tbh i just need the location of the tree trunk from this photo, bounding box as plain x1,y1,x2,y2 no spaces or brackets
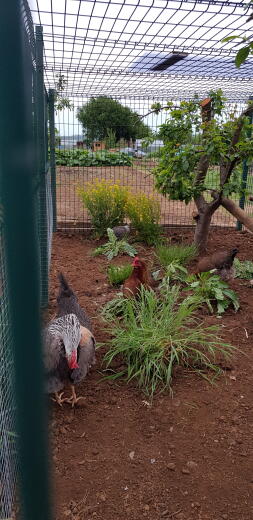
193,210,213,251
221,197,253,233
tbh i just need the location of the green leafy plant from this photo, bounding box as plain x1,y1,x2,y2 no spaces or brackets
185,272,240,315
78,179,129,237
157,244,197,267
55,149,132,167
102,285,234,396
158,262,188,290
93,228,137,260
126,192,161,245
107,264,133,285
234,258,253,279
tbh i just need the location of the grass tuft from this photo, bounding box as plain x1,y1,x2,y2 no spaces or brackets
156,243,197,267
101,285,235,396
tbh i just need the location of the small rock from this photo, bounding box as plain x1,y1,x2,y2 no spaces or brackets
143,505,150,511
167,463,176,471
187,461,197,470
129,451,135,460
222,514,228,519
150,458,156,464
161,510,169,517
182,468,190,475
92,449,99,455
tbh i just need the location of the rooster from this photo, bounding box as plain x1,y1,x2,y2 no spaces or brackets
196,248,238,280
43,313,81,406
54,273,96,406
123,256,149,298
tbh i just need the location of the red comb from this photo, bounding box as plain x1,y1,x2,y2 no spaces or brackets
132,256,140,266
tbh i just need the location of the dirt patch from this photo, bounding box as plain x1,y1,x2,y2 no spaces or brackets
49,229,253,520
56,165,240,229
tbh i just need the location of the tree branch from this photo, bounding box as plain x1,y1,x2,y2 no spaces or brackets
220,196,253,233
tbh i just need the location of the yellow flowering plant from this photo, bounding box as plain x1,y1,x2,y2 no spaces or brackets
126,192,161,245
78,179,129,237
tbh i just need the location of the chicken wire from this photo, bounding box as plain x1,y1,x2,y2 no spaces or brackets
0,232,17,519
0,2,53,518
29,0,253,232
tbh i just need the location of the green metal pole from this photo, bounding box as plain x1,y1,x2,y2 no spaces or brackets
236,96,253,231
49,89,57,232
36,25,49,307
0,4,51,520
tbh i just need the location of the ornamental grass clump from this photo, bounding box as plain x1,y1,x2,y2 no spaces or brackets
126,192,161,245
78,179,129,237
102,285,235,396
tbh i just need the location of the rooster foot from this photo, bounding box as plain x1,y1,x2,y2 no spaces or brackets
51,392,67,407
66,386,85,408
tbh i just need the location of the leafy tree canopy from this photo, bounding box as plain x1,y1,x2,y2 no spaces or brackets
76,96,151,145
153,90,253,205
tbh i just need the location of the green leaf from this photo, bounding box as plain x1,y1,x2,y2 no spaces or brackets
235,46,250,67
221,35,240,43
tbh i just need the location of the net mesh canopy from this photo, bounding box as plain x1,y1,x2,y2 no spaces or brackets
29,0,253,101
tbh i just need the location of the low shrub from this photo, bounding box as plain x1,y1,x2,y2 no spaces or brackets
102,285,234,396
126,192,161,245
185,272,240,315
78,179,129,237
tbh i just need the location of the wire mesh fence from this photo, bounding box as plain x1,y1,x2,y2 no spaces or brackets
54,97,253,232
0,2,53,518
0,231,17,519
29,0,253,233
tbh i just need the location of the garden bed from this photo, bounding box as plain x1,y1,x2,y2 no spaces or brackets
49,228,253,520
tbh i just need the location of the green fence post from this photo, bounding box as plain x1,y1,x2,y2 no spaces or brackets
236,96,253,231
36,25,49,307
49,89,57,232
0,3,51,520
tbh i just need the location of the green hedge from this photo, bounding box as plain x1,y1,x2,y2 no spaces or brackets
55,149,132,167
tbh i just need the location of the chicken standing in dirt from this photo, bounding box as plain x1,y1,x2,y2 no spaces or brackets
43,313,82,406
123,256,150,298
56,272,96,406
196,248,238,280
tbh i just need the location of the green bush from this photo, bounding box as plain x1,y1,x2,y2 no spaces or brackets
126,192,161,245
78,180,129,237
107,264,133,285
102,285,234,395
55,148,132,167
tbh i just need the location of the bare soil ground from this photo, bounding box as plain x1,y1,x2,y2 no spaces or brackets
49,229,253,520
56,164,240,229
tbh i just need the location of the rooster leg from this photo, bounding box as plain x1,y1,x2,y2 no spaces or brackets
66,385,85,408
51,392,67,406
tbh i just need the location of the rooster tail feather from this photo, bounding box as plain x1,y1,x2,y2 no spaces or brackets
57,272,74,298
